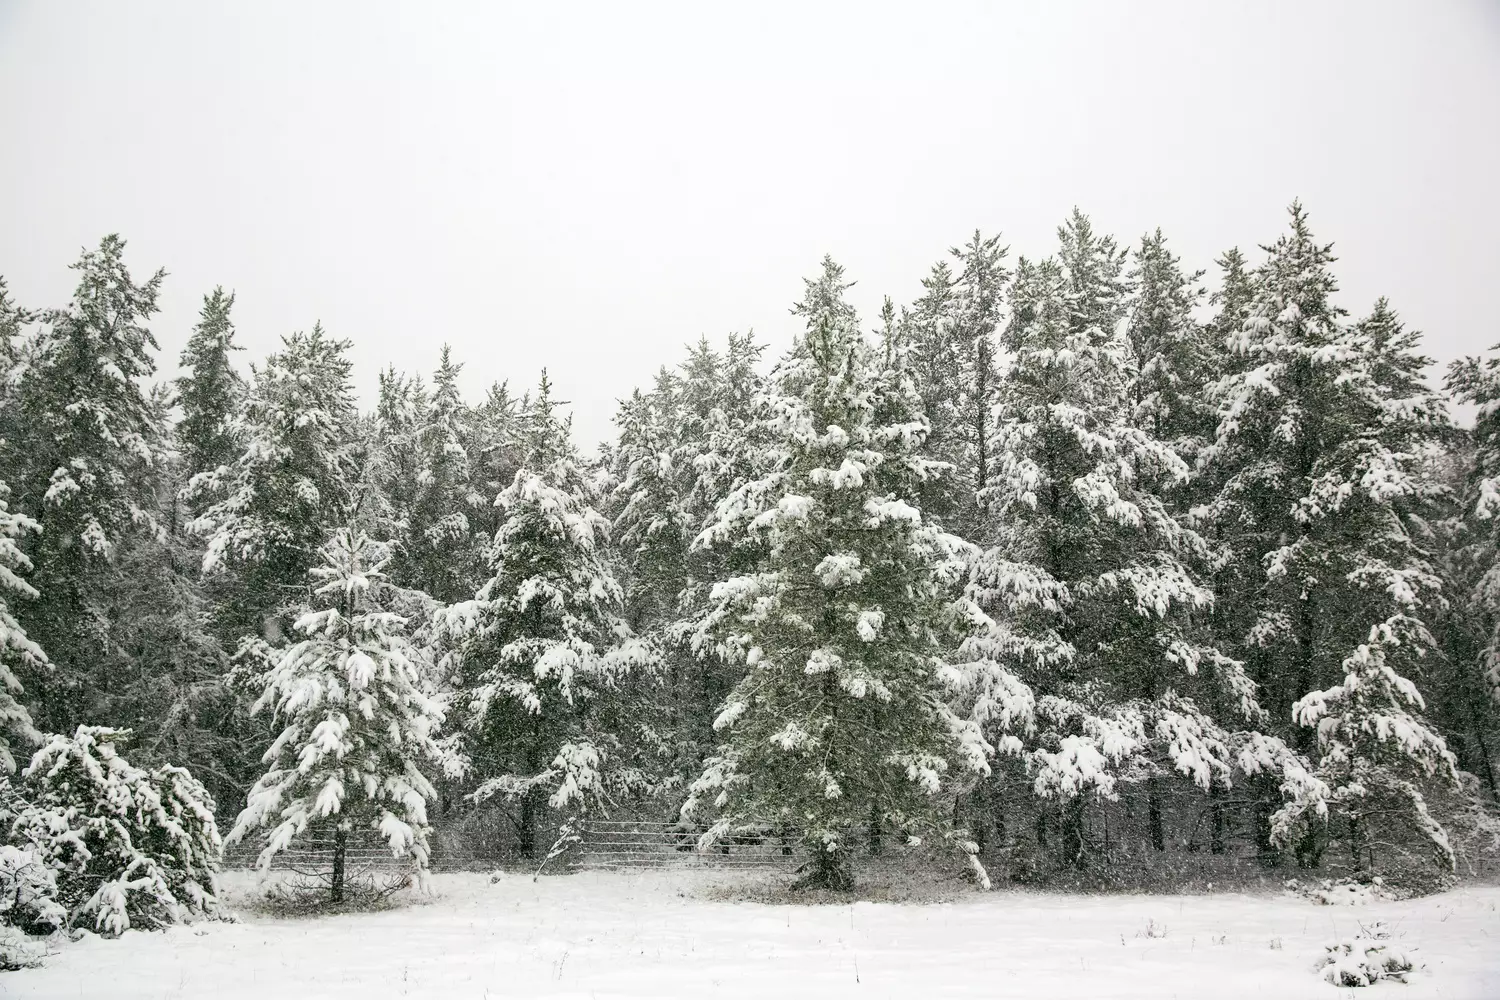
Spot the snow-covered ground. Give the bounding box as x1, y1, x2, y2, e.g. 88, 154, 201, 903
8, 870, 1499, 999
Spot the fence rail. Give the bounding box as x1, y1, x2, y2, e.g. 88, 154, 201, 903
221, 821, 803, 874
577, 820, 798, 870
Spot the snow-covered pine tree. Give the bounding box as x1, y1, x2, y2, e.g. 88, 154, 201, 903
395, 346, 485, 604
3, 236, 167, 731
608, 335, 770, 792
0, 480, 45, 772
1200, 203, 1456, 869
366, 364, 424, 585
1276, 617, 1460, 881
904, 261, 960, 517
945, 231, 1009, 541
0, 278, 32, 428
611, 369, 690, 632
1205, 247, 1255, 372
1445, 338, 1500, 788
465, 379, 524, 549
228, 529, 448, 901
435, 372, 655, 857
174, 287, 245, 515
902, 234, 1009, 540
1124, 229, 1213, 459
966, 211, 1260, 869
12, 726, 223, 935
682, 257, 988, 890
189, 324, 359, 644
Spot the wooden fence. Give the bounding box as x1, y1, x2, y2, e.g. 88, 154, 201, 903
578, 820, 799, 870
222, 832, 514, 875
222, 821, 803, 874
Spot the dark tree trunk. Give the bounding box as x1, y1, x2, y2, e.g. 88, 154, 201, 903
331, 827, 347, 904
793, 844, 854, 892
992, 778, 1007, 848
1147, 784, 1166, 853
1469, 701, 1500, 802
1292, 599, 1317, 754
867, 803, 882, 856
518, 787, 539, 859
1061, 797, 1086, 870
1209, 784, 1227, 856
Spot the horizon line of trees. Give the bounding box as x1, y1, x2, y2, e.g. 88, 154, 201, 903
0, 201, 1497, 895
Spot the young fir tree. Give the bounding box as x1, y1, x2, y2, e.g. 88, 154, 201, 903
13, 726, 223, 935
682, 257, 988, 890
189, 324, 359, 645
966, 213, 1260, 869
435, 373, 655, 857
1200, 203, 1456, 868
174, 287, 245, 514
5, 236, 167, 731
228, 529, 448, 902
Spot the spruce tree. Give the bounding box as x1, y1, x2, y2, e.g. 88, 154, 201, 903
966, 213, 1258, 868
1445, 340, 1500, 790
0, 481, 45, 772
1124, 229, 1212, 456
683, 257, 988, 890
935, 232, 1009, 541
904, 235, 1009, 540
174, 287, 245, 510
5, 236, 167, 730
229, 529, 447, 901
1201, 204, 1455, 868
1276, 619, 1460, 881
436, 373, 655, 857
394, 346, 484, 604
189, 324, 358, 644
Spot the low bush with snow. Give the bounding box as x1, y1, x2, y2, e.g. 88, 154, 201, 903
10, 726, 224, 936
0, 844, 65, 934
0, 843, 64, 970
1317, 921, 1417, 987
1284, 876, 1398, 906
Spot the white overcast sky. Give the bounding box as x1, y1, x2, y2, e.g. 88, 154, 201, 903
2, 1, 1498, 446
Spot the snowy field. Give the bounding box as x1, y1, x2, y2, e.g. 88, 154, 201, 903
7, 871, 1499, 999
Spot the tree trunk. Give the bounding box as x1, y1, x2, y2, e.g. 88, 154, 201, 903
518, 786, 542, 859
793, 843, 854, 892
968, 788, 988, 855
1062, 797, 1086, 870
992, 778, 1007, 849
1469, 701, 1500, 803
1209, 784, 1227, 856
1147, 783, 1166, 853
867, 803, 882, 856
331, 827, 347, 904
1292, 599, 1317, 754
